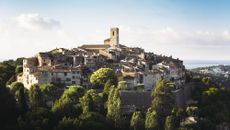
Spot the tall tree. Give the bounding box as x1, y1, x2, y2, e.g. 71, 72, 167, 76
145, 108, 159, 130
52, 86, 84, 120
10, 82, 24, 95
103, 80, 115, 94
150, 79, 175, 129
40, 83, 58, 106
60, 85, 85, 103
130, 111, 144, 130
56, 117, 80, 130
17, 107, 54, 130
0, 60, 16, 87
29, 84, 44, 108
164, 115, 177, 130
107, 86, 122, 128
15, 87, 29, 114
0, 85, 17, 130
80, 89, 102, 113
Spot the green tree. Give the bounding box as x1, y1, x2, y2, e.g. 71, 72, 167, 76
90, 68, 117, 88
79, 112, 109, 130
0, 60, 16, 87
80, 89, 102, 113
15, 87, 29, 114
15, 65, 23, 74
10, 82, 24, 95
52, 86, 84, 120
107, 86, 122, 128
186, 106, 198, 117
56, 117, 80, 130
130, 111, 144, 130
0, 85, 17, 130
15, 57, 24, 66
145, 108, 159, 130
29, 84, 44, 108
198, 87, 230, 125
103, 79, 115, 94
40, 83, 58, 107
6, 75, 17, 86
117, 81, 128, 90
61, 86, 85, 102
17, 107, 54, 130
150, 80, 175, 129
165, 115, 177, 130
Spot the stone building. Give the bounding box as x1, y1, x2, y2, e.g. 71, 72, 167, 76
104, 27, 119, 47
18, 27, 185, 91
80, 27, 120, 50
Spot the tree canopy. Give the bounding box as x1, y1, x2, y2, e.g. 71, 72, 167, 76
131, 111, 144, 130
145, 109, 159, 130
10, 82, 24, 95
90, 68, 117, 88
29, 84, 44, 108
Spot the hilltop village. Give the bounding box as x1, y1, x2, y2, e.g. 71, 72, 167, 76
3, 28, 227, 130
18, 27, 185, 90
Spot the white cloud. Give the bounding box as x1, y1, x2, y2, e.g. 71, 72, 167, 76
119, 25, 230, 60
0, 13, 74, 59
0, 16, 230, 61
14, 13, 60, 30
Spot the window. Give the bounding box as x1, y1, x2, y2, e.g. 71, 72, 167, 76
140, 75, 143, 83
72, 81, 76, 84
64, 72, 67, 76
72, 76, 75, 79
57, 78, 61, 82
113, 31, 115, 36
66, 78, 71, 81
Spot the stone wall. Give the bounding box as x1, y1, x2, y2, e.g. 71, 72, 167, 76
173, 82, 196, 108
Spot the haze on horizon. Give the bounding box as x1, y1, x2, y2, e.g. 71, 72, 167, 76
0, 0, 230, 61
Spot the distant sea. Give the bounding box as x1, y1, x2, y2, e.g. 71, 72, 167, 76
184, 60, 230, 69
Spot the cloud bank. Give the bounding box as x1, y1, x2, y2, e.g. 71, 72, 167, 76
0, 13, 74, 59
119, 25, 230, 60
14, 13, 60, 30
0, 14, 229, 60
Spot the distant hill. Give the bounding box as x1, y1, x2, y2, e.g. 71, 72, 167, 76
184, 60, 230, 69
190, 65, 230, 87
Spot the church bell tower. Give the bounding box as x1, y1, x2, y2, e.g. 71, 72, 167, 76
110, 27, 119, 47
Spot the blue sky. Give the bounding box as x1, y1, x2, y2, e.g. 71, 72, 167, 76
0, 0, 230, 60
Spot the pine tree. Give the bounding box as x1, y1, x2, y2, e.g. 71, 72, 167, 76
145, 108, 159, 130
130, 111, 144, 130
107, 86, 122, 128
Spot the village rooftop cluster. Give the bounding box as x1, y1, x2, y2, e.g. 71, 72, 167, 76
18, 27, 186, 91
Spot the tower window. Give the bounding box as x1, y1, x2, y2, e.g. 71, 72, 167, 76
113, 31, 115, 36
